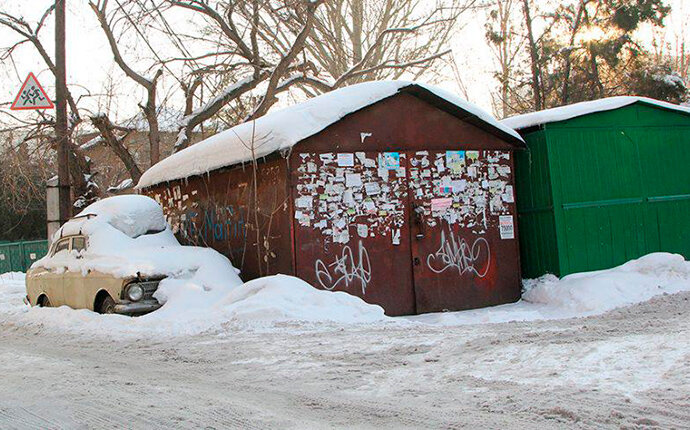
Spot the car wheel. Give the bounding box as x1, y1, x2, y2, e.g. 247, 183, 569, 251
99, 296, 116, 314
38, 296, 51, 307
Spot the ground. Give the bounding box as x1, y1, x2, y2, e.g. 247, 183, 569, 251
1, 290, 688, 429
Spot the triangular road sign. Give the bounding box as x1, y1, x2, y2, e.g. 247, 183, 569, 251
11, 72, 54, 110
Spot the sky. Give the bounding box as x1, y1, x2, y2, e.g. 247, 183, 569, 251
0, 0, 688, 126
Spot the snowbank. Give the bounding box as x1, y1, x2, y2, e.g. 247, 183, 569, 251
408, 253, 690, 325
0, 273, 385, 337
137, 80, 523, 189
5, 251, 689, 336
523, 253, 690, 313
501, 96, 690, 130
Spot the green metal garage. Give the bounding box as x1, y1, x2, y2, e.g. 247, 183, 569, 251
502, 97, 690, 278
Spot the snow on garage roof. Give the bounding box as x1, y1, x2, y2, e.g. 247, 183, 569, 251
137, 80, 524, 189
501, 96, 690, 131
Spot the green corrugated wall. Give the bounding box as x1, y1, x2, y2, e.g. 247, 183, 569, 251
515, 103, 690, 278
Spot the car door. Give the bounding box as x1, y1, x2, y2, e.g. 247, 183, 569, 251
41, 238, 70, 306
62, 236, 88, 309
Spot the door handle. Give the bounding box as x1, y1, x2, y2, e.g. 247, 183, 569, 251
413, 257, 421, 266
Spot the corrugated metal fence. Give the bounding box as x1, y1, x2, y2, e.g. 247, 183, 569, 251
0, 240, 49, 273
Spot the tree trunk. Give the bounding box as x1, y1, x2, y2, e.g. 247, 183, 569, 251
561, 0, 585, 105
91, 115, 143, 184
522, 0, 543, 111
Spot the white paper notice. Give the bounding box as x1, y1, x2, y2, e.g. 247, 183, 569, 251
364, 182, 381, 195
431, 197, 453, 211
499, 215, 515, 239
502, 185, 515, 203
337, 153, 355, 167
392, 228, 401, 245
295, 196, 313, 209
345, 173, 362, 187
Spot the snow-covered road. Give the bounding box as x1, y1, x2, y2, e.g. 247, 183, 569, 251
1, 289, 689, 429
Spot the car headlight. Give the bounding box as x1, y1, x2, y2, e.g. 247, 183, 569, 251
126, 284, 144, 302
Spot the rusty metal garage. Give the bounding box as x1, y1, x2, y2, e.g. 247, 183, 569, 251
137, 81, 525, 316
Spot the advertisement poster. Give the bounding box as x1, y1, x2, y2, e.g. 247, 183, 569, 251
499, 215, 515, 239
380, 152, 400, 170
446, 150, 466, 173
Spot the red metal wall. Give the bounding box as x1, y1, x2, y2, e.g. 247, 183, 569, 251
144, 156, 294, 280
291, 94, 521, 315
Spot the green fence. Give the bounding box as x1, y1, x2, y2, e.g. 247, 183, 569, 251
0, 240, 49, 273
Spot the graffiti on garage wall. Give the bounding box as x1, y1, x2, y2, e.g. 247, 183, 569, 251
152, 185, 248, 248
295, 149, 515, 291
426, 230, 490, 277
315, 240, 372, 294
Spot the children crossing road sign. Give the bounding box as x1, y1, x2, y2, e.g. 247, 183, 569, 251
10, 72, 54, 110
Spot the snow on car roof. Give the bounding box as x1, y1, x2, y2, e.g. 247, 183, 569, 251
501, 96, 690, 130
137, 80, 524, 189
53, 195, 168, 241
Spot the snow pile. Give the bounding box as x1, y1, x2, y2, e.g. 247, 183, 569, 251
523, 253, 690, 313
1, 274, 385, 337
501, 96, 690, 130
153, 275, 385, 328
137, 80, 523, 188
0, 272, 27, 314
409, 253, 690, 325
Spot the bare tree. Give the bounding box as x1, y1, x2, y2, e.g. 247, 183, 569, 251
521, 0, 544, 111
160, 0, 326, 151
301, 0, 472, 85
485, 0, 523, 117
89, 0, 163, 166
0, 5, 99, 205
90, 114, 142, 183
153, 0, 472, 151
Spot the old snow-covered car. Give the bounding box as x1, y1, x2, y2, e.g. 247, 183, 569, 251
25, 195, 241, 315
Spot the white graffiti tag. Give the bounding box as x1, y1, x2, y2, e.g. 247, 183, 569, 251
426, 231, 490, 277
315, 240, 372, 294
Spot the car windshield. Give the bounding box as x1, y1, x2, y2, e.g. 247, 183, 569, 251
52, 239, 70, 257
72, 237, 87, 254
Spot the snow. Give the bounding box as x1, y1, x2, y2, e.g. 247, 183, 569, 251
79, 135, 103, 150
37, 194, 244, 302
2, 255, 690, 427
408, 252, 690, 325
4, 249, 689, 337
137, 80, 523, 189
1, 272, 385, 337
106, 178, 134, 193
501, 96, 690, 130
17, 195, 385, 335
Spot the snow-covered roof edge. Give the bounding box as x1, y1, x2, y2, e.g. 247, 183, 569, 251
137, 80, 523, 189
502, 96, 690, 131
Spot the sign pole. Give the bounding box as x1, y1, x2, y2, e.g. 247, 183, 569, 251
55, 0, 71, 226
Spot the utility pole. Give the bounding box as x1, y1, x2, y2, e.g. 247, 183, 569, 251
55, 0, 71, 226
